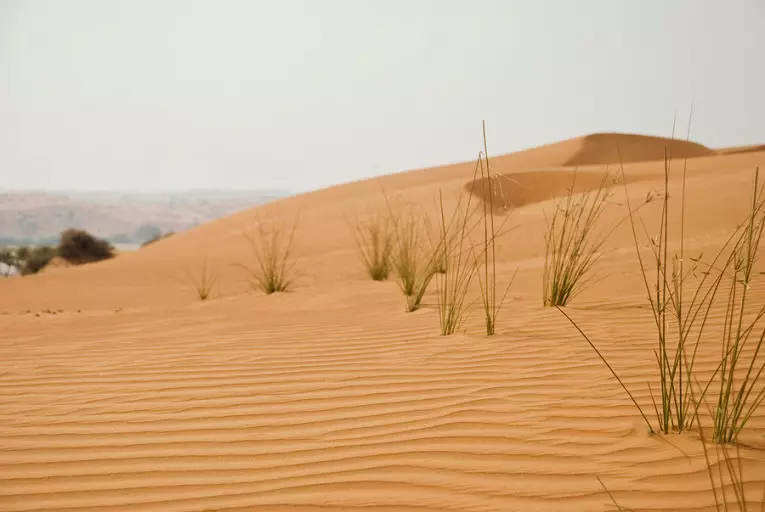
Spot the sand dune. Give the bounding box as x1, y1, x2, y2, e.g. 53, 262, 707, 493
717, 144, 765, 156
467, 133, 714, 209
1, 134, 765, 511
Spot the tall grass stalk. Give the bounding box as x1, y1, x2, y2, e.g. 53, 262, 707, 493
560, 115, 731, 435
711, 167, 765, 444
436, 190, 478, 335
543, 170, 611, 307
621, 143, 765, 437
614, 114, 739, 434
350, 212, 394, 281
240, 217, 299, 294
472, 121, 514, 335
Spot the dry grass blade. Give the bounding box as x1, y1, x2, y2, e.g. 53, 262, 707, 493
558, 306, 653, 431
349, 212, 394, 281
596, 476, 633, 512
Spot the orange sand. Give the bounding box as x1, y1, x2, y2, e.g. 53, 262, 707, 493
1, 133, 764, 511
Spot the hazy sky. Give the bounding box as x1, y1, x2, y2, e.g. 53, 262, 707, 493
1, 1, 763, 193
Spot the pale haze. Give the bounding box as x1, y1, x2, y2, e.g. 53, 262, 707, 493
1, 0, 763, 193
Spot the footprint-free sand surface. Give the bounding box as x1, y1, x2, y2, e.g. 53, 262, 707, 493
1, 133, 764, 511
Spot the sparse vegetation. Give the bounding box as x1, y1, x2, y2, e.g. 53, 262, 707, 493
188, 258, 217, 300
240, 217, 299, 294
560, 126, 765, 442
390, 205, 436, 312
472, 121, 514, 335
543, 170, 611, 307
708, 168, 765, 444
435, 190, 478, 335
23, 246, 58, 274
57, 228, 114, 264
350, 212, 394, 281
0, 245, 58, 276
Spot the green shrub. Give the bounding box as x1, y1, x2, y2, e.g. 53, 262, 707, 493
57, 229, 114, 264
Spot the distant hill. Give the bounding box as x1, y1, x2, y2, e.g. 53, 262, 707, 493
0, 189, 287, 245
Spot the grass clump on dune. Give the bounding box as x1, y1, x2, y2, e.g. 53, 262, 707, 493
560, 143, 721, 435
433, 121, 514, 336
561, 115, 765, 442
240, 216, 299, 294
435, 190, 478, 335
390, 204, 436, 312
188, 258, 217, 301
543, 170, 611, 307
350, 212, 394, 281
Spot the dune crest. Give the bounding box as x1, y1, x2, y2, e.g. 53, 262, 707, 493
564, 132, 714, 167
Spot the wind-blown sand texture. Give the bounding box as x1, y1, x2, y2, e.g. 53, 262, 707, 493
1, 133, 764, 511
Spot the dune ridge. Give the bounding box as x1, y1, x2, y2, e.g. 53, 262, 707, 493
1, 133, 765, 511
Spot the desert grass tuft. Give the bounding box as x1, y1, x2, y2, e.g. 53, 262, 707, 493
543, 170, 611, 307
240, 216, 299, 294
350, 212, 394, 281
435, 190, 478, 335
560, 109, 765, 441
188, 258, 217, 300
390, 205, 436, 312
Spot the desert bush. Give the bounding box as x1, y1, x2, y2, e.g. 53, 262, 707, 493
240, 217, 299, 294
543, 171, 611, 307
57, 229, 114, 264
0, 247, 15, 276
2, 245, 57, 275
350, 212, 394, 281
22, 246, 58, 275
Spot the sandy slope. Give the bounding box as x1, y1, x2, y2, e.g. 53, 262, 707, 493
1, 133, 764, 511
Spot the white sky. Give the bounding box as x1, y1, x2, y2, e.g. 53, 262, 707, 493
1, 0, 763, 193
